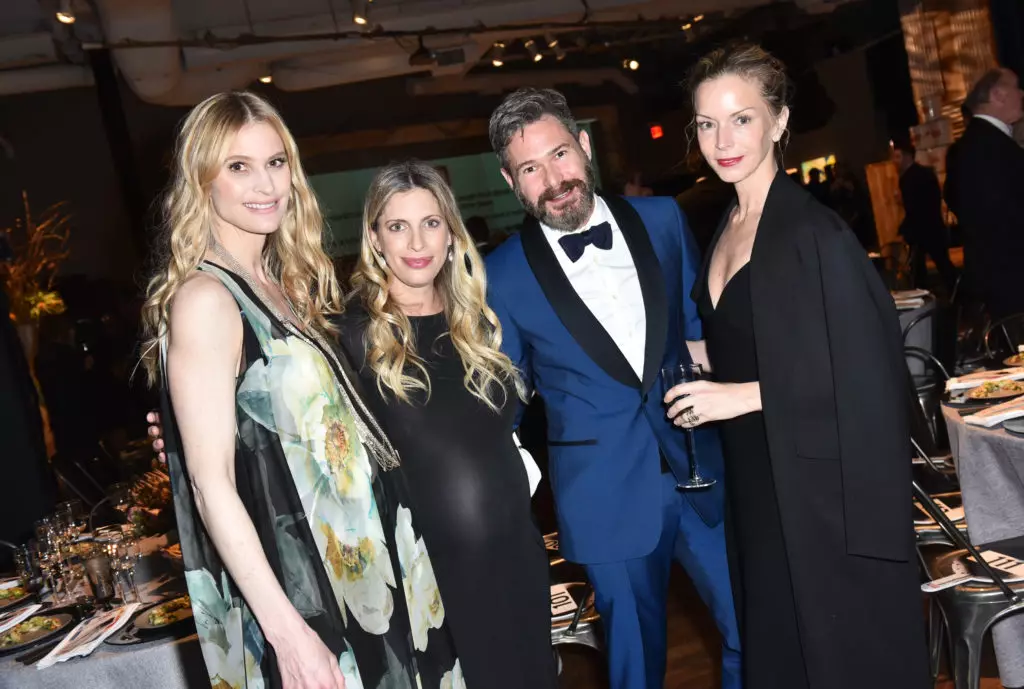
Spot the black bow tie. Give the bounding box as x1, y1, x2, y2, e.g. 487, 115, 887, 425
558, 221, 613, 262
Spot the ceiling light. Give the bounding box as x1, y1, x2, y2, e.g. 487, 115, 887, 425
623, 59, 640, 71
524, 39, 542, 63
554, 45, 566, 61
693, 14, 705, 22
546, 33, 559, 49
56, 0, 75, 24
352, 0, 368, 25
259, 75, 273, 84
681, 23, 692, 31
491, 41, 506, 67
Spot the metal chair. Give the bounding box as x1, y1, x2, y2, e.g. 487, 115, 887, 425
982, 313, 1024, 363
544, 532, 605, 665
550, 582, 604, 653
914, 481, 1024, 689
906, 346, 952, 453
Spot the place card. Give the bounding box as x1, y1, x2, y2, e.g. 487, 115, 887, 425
967, 551, 1024, 580
550, 584, 578, 618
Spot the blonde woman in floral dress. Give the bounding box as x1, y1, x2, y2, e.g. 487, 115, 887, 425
139, 92, 462, 689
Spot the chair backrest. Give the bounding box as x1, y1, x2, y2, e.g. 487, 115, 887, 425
905, 346, 951, 453
983, 313, 1024, 362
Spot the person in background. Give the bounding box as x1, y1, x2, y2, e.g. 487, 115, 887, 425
464, 214, 494, 255
892, 141, 957, 291
805, 168, 829, 205
672, 43, 929, 689
337, 161, 557, 689
829, 161, 876, 251
944, 67, 1024, 317
676, 156, 736, 255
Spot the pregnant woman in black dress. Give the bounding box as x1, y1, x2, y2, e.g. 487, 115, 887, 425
337, 161, 556, 689
665, 45, 929, 689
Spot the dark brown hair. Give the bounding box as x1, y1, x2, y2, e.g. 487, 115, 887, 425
488, 88, 580, 171
685, 43, 792, 156
964, 68, 1007, 115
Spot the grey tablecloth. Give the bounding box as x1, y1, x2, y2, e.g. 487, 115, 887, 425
0, 535, 207, 689
943, 404, 1024, 686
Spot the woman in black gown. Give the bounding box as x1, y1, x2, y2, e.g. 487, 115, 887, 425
336, 161, 556, 689
664, 45, 929, 689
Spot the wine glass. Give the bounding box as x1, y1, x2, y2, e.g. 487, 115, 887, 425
107, 483, 133, 516
112, 537, 141, 603
660, 362, 717, 490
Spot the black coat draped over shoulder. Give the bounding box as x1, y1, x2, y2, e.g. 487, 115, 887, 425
693, 171, 913, 564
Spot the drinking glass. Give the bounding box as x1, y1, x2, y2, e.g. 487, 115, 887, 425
660, 362, 717, 490
83, 546, 116, 609
107, 483, 132, 515
112, 537, 140, 603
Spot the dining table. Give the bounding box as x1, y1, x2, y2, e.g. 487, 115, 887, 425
0, 533, 206, 689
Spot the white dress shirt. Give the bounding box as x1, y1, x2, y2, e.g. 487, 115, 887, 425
541, 195, 647, 379
974, 114, 1014, 138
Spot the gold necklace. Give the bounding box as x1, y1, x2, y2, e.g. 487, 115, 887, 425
207, 240, 401, 471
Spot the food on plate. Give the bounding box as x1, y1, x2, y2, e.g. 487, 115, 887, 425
0, 616, 61, 648
0, 587, 26, 602
967, 379, 1024, 399
147, 595, 191, 627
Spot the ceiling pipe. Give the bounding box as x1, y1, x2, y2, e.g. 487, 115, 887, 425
0, 65, 94, 96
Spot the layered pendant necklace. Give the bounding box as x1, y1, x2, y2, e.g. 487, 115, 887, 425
208, 239, 401, 471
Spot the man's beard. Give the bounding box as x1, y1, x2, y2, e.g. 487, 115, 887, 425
515, 163, 598, 233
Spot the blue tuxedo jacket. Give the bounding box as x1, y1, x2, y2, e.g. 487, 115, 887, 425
486, 194, 726, 565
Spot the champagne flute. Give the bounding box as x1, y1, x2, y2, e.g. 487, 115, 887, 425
661, 362, 717, 490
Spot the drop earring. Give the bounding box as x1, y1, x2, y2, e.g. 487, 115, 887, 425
447, 245, 454, 262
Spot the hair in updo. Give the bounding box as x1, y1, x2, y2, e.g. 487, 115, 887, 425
685, 43, 792, 157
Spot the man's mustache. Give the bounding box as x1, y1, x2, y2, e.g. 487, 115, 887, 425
538, 179, 585, 205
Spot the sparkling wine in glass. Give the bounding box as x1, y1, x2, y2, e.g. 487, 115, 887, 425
660, 363, 717, 490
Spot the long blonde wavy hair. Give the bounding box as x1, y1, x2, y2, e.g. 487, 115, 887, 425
139, 91, 341, 385
350, 161, 523, 412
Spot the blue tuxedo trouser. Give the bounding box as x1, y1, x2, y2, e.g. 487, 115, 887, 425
583, 473, 741, 689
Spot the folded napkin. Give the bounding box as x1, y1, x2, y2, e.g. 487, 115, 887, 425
37, 603, 139, 669
964, 395, 1024, 427
892, 289, 931, 299
946, 367, 1024, 393
0, 603, 42, 635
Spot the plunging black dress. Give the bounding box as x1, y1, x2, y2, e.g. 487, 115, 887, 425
336, 305, 557, 689
697, 263, 810, 689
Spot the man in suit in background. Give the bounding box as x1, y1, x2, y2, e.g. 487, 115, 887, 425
485, 88, 739, 689
892, 141, 957, 292
944, 67, 1024, 317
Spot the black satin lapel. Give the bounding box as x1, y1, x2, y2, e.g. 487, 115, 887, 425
519, 213, 640, 389
691, 197, 737, 307
603, 194, 668, 393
